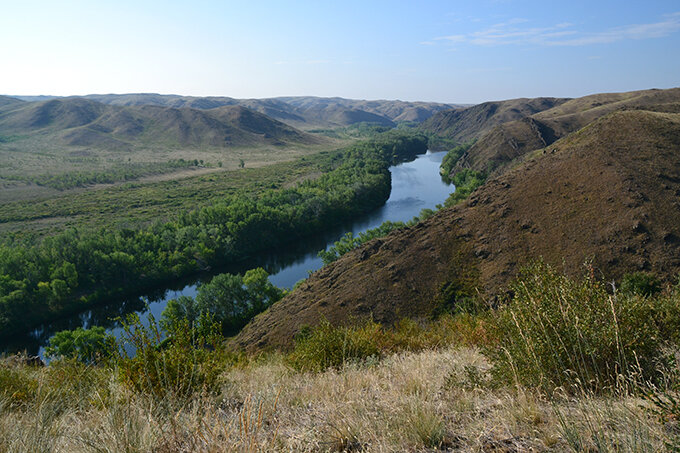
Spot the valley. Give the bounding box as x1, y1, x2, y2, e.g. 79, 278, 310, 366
2, 88, 680, 452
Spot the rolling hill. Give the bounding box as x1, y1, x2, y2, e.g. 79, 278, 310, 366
0, 97, 319, 149
9, 94, 461, 129
420, 97, 569, 144
233, 108, 680, 351
435, 88, 680, 177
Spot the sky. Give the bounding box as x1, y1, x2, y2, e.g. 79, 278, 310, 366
1, 0, 679, 104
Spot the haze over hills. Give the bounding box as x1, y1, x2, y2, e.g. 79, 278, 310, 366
234, 89, 680, 351
9, 94, 461, 130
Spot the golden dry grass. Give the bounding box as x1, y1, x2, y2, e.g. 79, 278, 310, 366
0, 346, 672, 452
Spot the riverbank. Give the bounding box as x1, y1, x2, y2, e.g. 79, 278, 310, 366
6, 149, 452, 357
0, 132, 427, 344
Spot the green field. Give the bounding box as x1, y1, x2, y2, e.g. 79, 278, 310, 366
0, 150, 339, 240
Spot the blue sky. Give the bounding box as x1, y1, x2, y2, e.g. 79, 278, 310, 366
1, 0, 679, 103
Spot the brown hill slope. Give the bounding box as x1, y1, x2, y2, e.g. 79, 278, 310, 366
453, 88, 680, 176
420, 97, 569, 144
233, 109, 680, 351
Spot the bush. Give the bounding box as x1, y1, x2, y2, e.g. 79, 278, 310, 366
287, 315, 493, 372
45, 326, 116, 364
116, 313, 227, 400
287, 320, 383, 372
620, 272, 662, 297
488, 262, 666, 393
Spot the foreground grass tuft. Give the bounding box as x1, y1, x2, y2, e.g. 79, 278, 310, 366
488, 261, 671, 393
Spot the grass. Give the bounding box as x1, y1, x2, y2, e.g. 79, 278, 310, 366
1, 345, 674, 452
2, 265, 680, 451
0, 148, 342, 239
488, 262, 670, 393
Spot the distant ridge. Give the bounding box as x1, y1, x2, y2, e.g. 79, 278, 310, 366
9, 94, 461, 129
0, 97, 318, 149
420, 97, 570, 144
420, 87, 680, 177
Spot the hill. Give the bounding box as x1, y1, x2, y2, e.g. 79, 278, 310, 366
420, 97, 569, 144
0, 97, 318, 149
0, 95, 25, 109
233, 109, 680, 350
275, 96, 459, 127
450, 88, 680, 176
69, 94, 459, 129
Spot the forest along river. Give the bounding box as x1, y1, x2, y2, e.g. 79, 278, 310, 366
11, 151, 454, 357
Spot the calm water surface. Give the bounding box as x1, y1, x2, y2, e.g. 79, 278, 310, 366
7, 151, 453, 357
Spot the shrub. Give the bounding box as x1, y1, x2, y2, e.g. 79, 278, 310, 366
620, 272, 662, 297
287, 320, 383, 372
650, 292, 680, 345
389, 314, 492, 351
45, 326, 116, 364
488, 262, 666, 393
115, 313, 227, 400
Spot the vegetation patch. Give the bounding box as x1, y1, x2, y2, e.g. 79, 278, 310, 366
439, 140, 475, 182
443, 168, 486, 207
116, 314, 228, 400
487, 262, 673, 393
161, 267, 285, 336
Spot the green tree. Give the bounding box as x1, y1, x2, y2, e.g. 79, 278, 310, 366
161, 295, 200, 329
45, 326, 116, 364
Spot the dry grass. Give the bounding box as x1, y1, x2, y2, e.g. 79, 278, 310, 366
0, 345, 673, 452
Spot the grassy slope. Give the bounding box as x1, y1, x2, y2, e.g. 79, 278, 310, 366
233, 109, 680, 351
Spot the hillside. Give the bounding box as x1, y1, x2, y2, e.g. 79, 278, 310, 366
234, 109, 680, 350
62, 94, 459, 129
420, 97, 569, 144
0, 96, 25, 109
0, 97, 317, 149
275, 96, 459, 127
451, 88, 680, 176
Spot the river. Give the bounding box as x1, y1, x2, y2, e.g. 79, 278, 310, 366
6, 150, 453, 357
